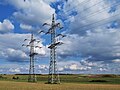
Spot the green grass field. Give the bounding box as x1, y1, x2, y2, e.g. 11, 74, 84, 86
0, 74, 120, 84
0, 74, 120, 90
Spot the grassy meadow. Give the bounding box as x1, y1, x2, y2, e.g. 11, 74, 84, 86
0, 74, 120, 90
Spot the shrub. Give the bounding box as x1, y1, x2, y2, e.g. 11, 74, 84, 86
12, 76, 19, 80
89, 80, 108, 82
102, 74, 116, 78
0, 75, 3, 78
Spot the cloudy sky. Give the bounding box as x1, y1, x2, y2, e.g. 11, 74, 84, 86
0, 0, 120, 74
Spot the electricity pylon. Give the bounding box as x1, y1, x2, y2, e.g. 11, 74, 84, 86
41, 14, 65, 84
22, 33, 42, 82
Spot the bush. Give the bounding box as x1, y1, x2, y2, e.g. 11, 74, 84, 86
89, 80, 108, 82
0, 75, 3, 78
12, 76, 19, 80
102, 74, 116, 78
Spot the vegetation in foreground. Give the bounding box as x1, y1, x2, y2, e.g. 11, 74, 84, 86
0, 81, 120, 90
0, 74, 120, 84
0, 74, 120, 90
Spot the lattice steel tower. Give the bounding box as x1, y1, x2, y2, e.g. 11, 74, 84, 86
22, 33, 41, 82
42, 14, 65, 84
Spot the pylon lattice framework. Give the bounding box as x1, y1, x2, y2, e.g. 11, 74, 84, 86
42, 14, 64, 84
22, 33, 41, 82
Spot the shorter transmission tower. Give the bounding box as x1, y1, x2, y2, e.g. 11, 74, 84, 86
22, 33, 42, 82
41, 14, 66, 84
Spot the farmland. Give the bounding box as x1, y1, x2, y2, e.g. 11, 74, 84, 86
0, 81, 120, 90
0, 74, 120, 90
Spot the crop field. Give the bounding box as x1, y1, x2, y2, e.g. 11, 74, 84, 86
0, 74, 120, 90
0, 81, 120, 90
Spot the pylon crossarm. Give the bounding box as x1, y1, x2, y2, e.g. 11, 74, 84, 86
48, 42, 63, 49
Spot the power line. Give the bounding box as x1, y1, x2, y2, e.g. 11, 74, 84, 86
63, 1, 120, 32
66, 0, 120, 20
78, 2, 120, 21
64, 0, 104, 14
64, 0, 90, 13
38, 1, 120, 34
40, 0, 91, 24
41, 0, 107, 27
74, 12, 120, 32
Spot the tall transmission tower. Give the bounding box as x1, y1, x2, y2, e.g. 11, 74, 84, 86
22, 33, 41, 82
41, 14, 65, 84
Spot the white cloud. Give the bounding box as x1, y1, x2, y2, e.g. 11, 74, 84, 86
20, 23, 33, 30
53, 0, 120, 64
58, 28, 120, 62
5, 48, 28, 62
69, 64, 78, 70
34, 42, 47, 56
112, 59, 120, 63
0, 33, 47, 62
6, 0, 55, 26
0, 64, 29, 74
58, 60, 92, 72
9, 68, 21, 73
38, 65, 48, 70
0, 19, 14, 33
56, 0, 120, 38
0, 60, 119, 74
99, 68, 107, 72
57, 60, 120, 74
80, 59, 98, 67
58, 67, 64, 71
43, 0, 55, 4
